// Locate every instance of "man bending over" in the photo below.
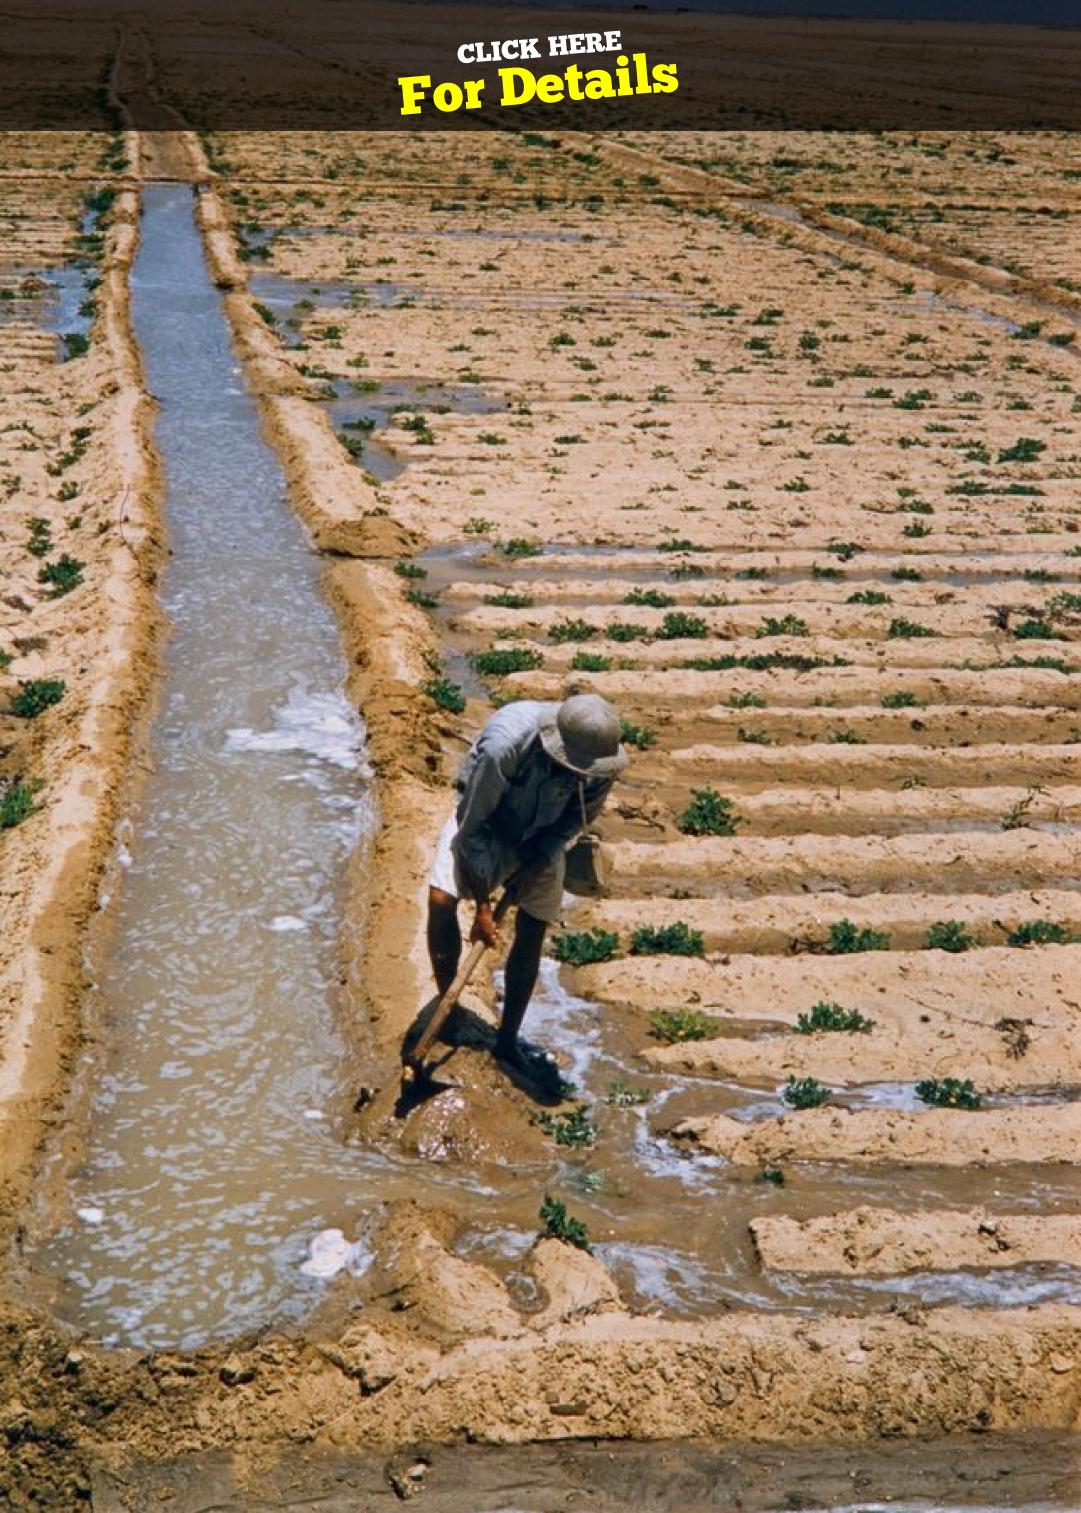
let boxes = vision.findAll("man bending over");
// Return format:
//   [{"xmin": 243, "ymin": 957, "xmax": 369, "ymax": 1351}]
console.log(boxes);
[{"xmin": 427, "ymin": 693, "xmax": 627, "ymax": 1073}]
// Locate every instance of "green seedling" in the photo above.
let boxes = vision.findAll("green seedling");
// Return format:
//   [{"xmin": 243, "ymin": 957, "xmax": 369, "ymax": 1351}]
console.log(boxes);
[
  {"xmin": 1006, "ymin": 919, "xmax": 1072, "ymax": 947},
  {"xmin": 888, "ymin": 617, "xmax": 937, "ymax": 639},
  {"xmin": 486, "ymin": 590, "xmax": 534, "ymax": 609},
  {"xmin": 394, "ymin": 560, "xmax": 427, "ymax": 580},
  {"xmin": 421, "ymin": 676, "xmax": 466, "ymax": 714},
  {"xmin": 795, "ymin": 1001, "xmax": 875, "ymax": 1034},
  {"xmin": 891, "ymin": 566, "xmax": 923, "ymax": 583},
  {"xmin": 658, "ymin": 538, "xmax": 706, "ymax": 553},
  {"xmin": 825, "ymin": 919, "xmax": 890, "ymax": 954},
  {"xmin": 1046, "ymin": 592, "xmax": 1081, "ymax": 620},
  {"xmin": 552, "ymin": 928, "xmax": 619, "ymax": 966},
  {"xmin": 502, "ymin": 537, "xmax": 541, "ymax": 558},
  {"xmin": 997, "ymin": 437, "xmax": 1045, "ymax": 463},
  {"xmin": 61, "ymin": 332, "xmax": 89, "ymax": 360},
  {"xmin": 572, "ymin": 651, "xmax": 612, "ymax": 673},
  {"xmin": 926, "ymin": 919, "xmax": 979, "ymax": 953},
  {"xmin": 406, "ymin": 588, "xmax": 438, "ymax": 610},
  {"xmin": 605, "ymin": 622, "xmax": 650, "ymax": 642},
  {"xmin": 1, "ymin": 777, "xmax": 42, "ymax": 829},
  {"xmin": 915, "ymin": 1077, "xmax": 982, "ymax": 1110},
  {"xmin": 471, "ymin": 647, "xmax": 543, "ymax": 675},
  {"xmin": 1001, "ymin": 786, "xmax": 1045, "ymax": 831},
  {"xmin": 756, "ymin": 614, "xmax": 809, "ymax": 638},
  {"xmin": 756, "ymin": 1166, "xmax": 785, "ymax": 1186},
  {"xmin": 1012, "ymin": 619, "xmax": 1060, "ymax": 640},
  {"xmin": 830, "ymin": 728, "xmax": 865, "ymax": 744},
  {"xmin": 623, "ymin": 587, "xmax": 675, "ymax": 608},
  {"xmin": 677, "ymin": 786, "xmax": 740, "ymax": 837},
  {"xmin": 630, "ymin": 921, "xmax": 704, "ymax": 957},
  {"xmin": 881, "ymin": 691, "xmax": 921, "ymax": 708},
  {"xmin": 728, "ymin": 691, "xmax": 765, "ymax": 709},
  {"xmin": 649, "ymin": 1007, "xmax": 714, "ymax": 1044},
  {"xmin": 657, "ymin": 611, "xmax": 710, "ymax": 640},
  {"xmin": 549, "ymin": 618, "xmax": 595, "ymax": 643},
  {"xmin": 738, "ymin": 726, "xmax": 776, "ymax": 745},
  {"xmin": 539, "ymin": 1195, "xmax": 591, "ymax": 1252},
  {"xmin": 26, "ymin": 517, "xmax": 52, "ymax": 559},
  {"xmin": 535, "ymin": 1104, "xmax": 597, "ymax": 1148},
  {"xmin": 38, "ymin": 554, "xmax": 84, "ymax": 597},
  {"xmin": 605, "ymin": 1079, "xmax": 650, "ymax": 1107},
  {"xmin": 619, "ymin": 716, "xmax": 656, "ymax": 749},
  {"xmin": 783, "ymin": 1076, "xmax": 831, "ymax": 1109},
  {"xmin": 10, "ymin": 678, "xmax": 65, "ymax": 719}
]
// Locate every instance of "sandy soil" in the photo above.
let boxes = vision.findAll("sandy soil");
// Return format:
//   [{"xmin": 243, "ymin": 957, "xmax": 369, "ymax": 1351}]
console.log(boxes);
[
  {"xmin": 0, "ymin": 130, "xmax": 161, "ymax": 1228},
  {"xmin": 752, "ymin": 1207, "xmax": 1081, "ymax": 1275}
]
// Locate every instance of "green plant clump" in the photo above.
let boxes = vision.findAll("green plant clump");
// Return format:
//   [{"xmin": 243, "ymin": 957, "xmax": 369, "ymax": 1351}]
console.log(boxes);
[
  {"xmin": 421, "ymin": 676, "xmax": 466, "ymax": 714},
  {"xmin": 486, "ymin": 590, "xmax": 534, "ymax": 609},
  {"xmin": 756, "ymin": 614, "xmax": 809, "ymax": 638},
  {"xmin": 539, "ymin": 1195, "xmax": 591, "ymax": 1251},
  {"xmin": 915, "ymin": 1077, "xmax": 982, "ymax": 1110},
  {"xmin": 619, "ymin": 716, "xmax": 656, "ymax": 749},
  {"xmin": 657, "ymin": 611, "xmax": 709, "ymax": 640},
  {"xmin": 471, "ymin": 647, "xmax": 544, "ymax": 676},
  {"xmin": 1006, "ymin": 919, "xmax": 1072, "ymax": 947},
  {"xmin": 552, "ymin": 927, "xmax": 620, "ymax": 966},
  {"xmin": 630, "ymin": 921, "xmax": 704, "ymax": 957},
  {"xmin": 624, "ymin": 587, "xmax": 675, "ymax": 608},
  {"xmin": 783, "ymin": 1076, "xmax": 831, "ymax": 1109},
  {"xmin": 10, "ymin": 678, "xmax": 65, "ymax": 719},
  {"xmin": 550, "ymin": 618, "xmax": 596, "ymax": 644},
  {"xmin": 795, "ymin": 1001, "xmax": 875, "ymax": 1034},
  {"xmin": 648, "ymin": 1007, "xmax": 714, "ymax": 1044},
  {"xmin": 825, "ymin": 919, "xmax": 890, "ymax": 954},
  {"xmin": 677, "ymin": 786, "xmax": 740, "ymax": 837},
  {"xmin": 572, "ymin": 651, "xmax": 612, "ymax": 673},
  {"xmin": 38, "ymin": 554, "xmax": 84, "ymax": 597},
  {"xmin": 1, "ymin": 777, "xmax": 42, "ymax": 829},
  {"xmin": 888, "ymin": 617, "xmax": 938, "ymax": 639},
  {"xmin": 502, "ymin": 537, "xmax": 541, "ymax": 558},
  {"xmin": 926, "ymin": 919, "xmax": 979, "ymax": 953},
  {"xmin": 535, "ymin": 1104, "xmax": 597, "ymax": 1148}
]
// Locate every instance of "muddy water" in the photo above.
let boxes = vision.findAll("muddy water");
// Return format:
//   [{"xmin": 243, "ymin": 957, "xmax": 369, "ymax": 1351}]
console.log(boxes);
[{"xmin": 26, "ymin": 185, "xmax": 388, "ymax": 1348}]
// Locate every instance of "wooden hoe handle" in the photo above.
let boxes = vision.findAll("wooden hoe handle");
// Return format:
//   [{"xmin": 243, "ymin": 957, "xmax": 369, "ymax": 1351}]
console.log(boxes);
[{"xmin": 406, "ymin": 886, "xmax": 516, "ymax": 1069}]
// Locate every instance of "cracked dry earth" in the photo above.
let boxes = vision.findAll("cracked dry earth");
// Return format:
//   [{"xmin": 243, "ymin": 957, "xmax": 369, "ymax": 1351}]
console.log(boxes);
[{"xmin": 2, "ymin": 118, "xmax": 1081, "ymax": 1507}]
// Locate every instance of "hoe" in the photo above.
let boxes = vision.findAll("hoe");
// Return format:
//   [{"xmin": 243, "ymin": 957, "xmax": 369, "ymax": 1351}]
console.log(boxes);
[{"xmin": 400, "ymin": 882, "xmax": 517, "ymax": 1097}]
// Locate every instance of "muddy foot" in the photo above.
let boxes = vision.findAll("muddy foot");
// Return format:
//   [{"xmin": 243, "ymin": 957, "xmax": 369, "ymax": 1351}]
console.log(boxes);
[{"xmin": 494, "ymin": 1042, "xmax": 570, "ymax": 1105}]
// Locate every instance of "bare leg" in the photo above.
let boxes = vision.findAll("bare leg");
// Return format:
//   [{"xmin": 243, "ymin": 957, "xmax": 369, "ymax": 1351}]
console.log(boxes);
[
  {"xmin": 495, "ymin": 908, "xmax": 548, "ymax": 1062},
  {"xmin": 427, "ymin": 886, "xmax": 461, "ymax": 996}
]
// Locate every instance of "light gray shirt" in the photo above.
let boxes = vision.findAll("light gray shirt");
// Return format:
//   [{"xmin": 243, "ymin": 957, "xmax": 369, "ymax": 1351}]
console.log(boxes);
[{"xmin": 453, "ymin": 700, "xmax": 613, "ymax": 896}]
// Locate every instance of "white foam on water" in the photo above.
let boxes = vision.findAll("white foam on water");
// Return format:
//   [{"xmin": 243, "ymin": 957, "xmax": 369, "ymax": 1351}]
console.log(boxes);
[
  {"xmin": 267, "ymin": 915, "xmax": 307, "ymax": 933},
  {"xmin": 76, "ymin": 1206, "xmax": 104, "ymax": 1226},
  {"xmin": 803, "ymin": 1505, "xmax": 1068, "ymax": 1513},
  {"xmin": 299, "ymin": 1227, "xmax": 372, "ymax": 1280},
  {"xmin": 598, "ymin": 1240, "xmax": 715, "ymax": 1308},
  {"xmin": 225, "ymin": 688, "xmax": 368, "ymax": 772}
]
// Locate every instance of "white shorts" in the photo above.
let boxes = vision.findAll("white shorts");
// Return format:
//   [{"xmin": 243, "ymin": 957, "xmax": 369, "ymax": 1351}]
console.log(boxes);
[{"xmin": 428, "ymin": 812, "xmax": 565, "ymax": 925}]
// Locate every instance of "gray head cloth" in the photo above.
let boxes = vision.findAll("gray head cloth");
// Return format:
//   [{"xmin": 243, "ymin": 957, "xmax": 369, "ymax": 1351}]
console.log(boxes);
[{"xmin": 539, "ymin": 694, "xmax": 628, "ymax": 779}]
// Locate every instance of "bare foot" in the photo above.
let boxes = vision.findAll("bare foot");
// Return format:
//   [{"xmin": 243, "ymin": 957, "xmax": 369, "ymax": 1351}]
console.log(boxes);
[{"xmin": 494, "ymin": 1040, "xmax": 567, "ymax": 1103}]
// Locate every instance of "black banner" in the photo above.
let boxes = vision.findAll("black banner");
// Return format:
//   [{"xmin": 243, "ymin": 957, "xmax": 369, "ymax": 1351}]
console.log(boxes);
[{"xmin": 4, "ymin": 0, "xmax": 1080, "ymax": 130}]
